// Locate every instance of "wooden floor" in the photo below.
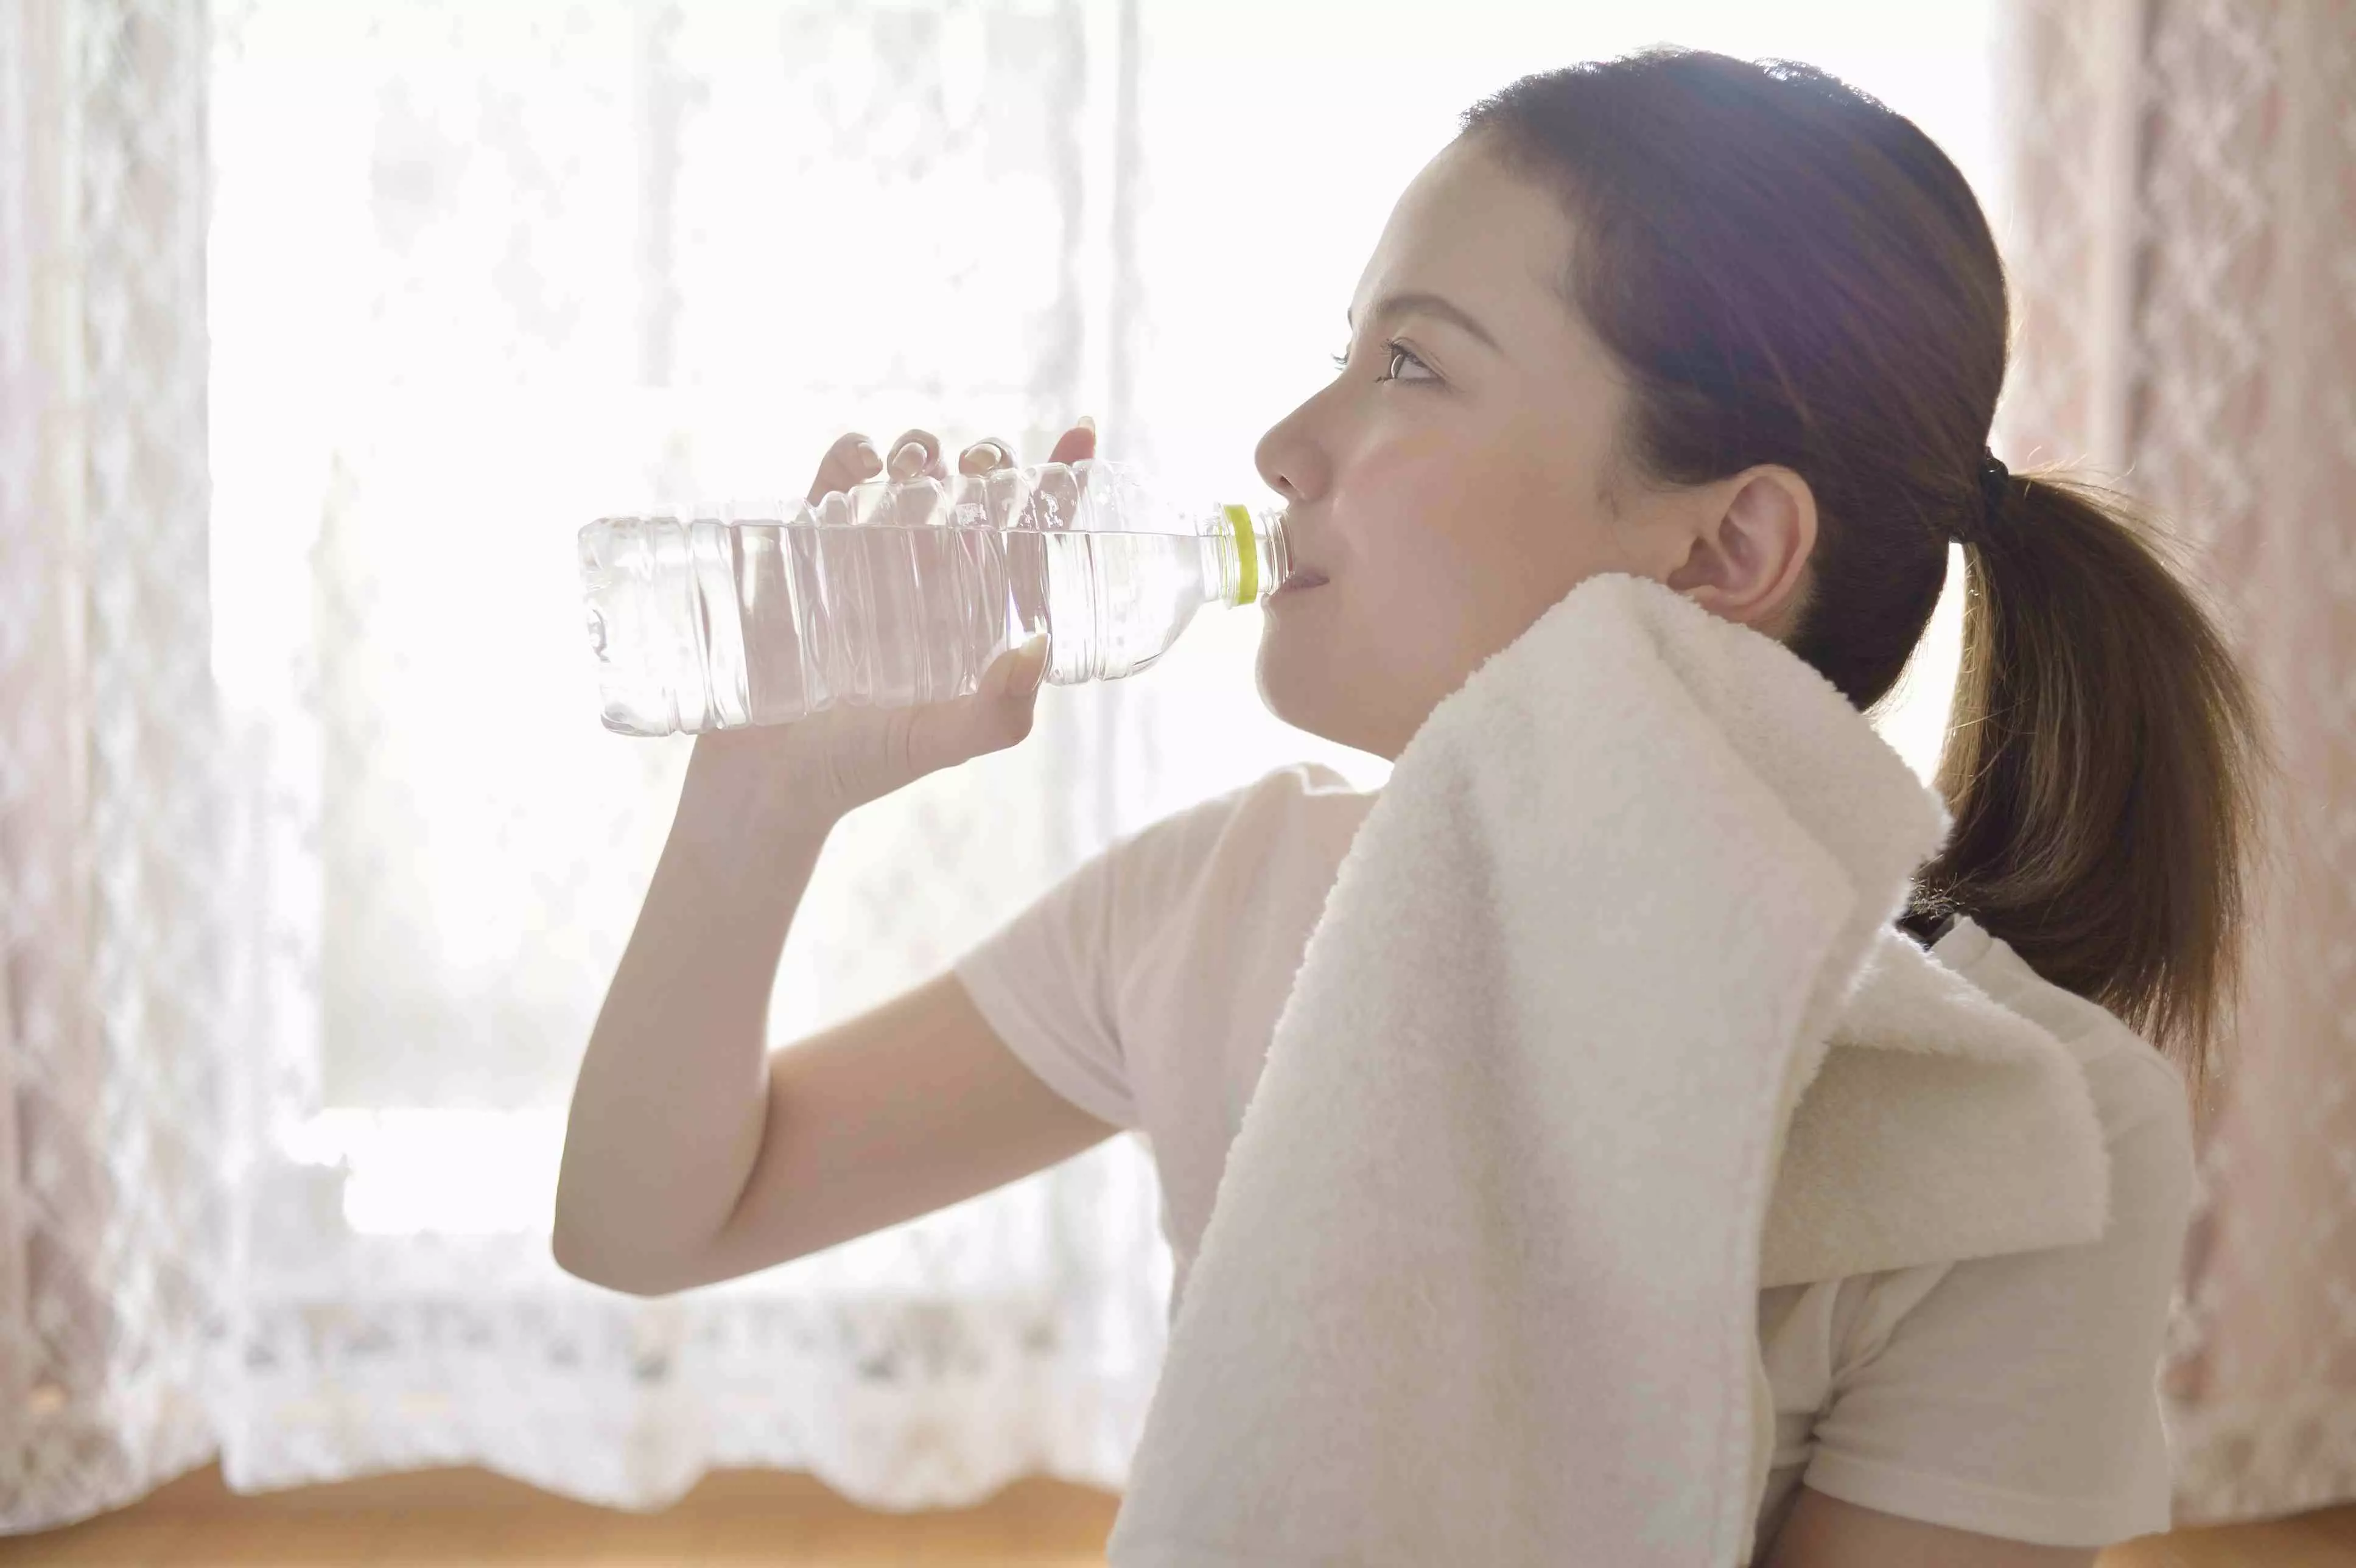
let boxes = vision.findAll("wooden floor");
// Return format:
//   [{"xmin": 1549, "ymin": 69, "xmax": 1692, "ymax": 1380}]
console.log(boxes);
[
  {"xmin": 0, "ymin": 1465, "xmax": 1117, "ymax": 1566},
  {"xmin": 1, "ymin": 1463, "xmax": 2352, "ymax": 1565}
]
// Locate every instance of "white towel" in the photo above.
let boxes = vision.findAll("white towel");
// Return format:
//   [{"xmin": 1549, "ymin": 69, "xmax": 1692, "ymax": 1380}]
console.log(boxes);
[{"xmin": 1106, "ymin": 572, "xmax": 2112, "ymax": 1567}]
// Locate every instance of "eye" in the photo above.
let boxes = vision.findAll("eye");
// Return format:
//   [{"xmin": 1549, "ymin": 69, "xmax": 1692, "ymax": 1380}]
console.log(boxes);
[
  {"xmin": 1329, "ymin": 339, "xmax": 1437, "ymax": 385},
  {"xmin": 1378, "ymin": 341, "xmax": 1435, "ymax": 383}
]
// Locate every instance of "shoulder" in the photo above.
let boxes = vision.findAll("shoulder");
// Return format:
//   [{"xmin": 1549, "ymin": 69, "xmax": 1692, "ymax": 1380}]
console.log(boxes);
[
  {"xmin": 1798, "ymin": 937, "xmax": 2194, "ymax": 1543},
  {"xmin": 1821, "ymin": 919, "xmax": 2198, "ymax": 1413},
  {"xmin": 1934, "ymin": 918, "xmax": 2194, "ymax": 1237},
  {"xmin": 1110, "ymin": 760, "xmax": 1377, "ymax": 892},
  {"xmin": 1183, "ymin": 759, "xmax": 1373, "ymax": 831}
]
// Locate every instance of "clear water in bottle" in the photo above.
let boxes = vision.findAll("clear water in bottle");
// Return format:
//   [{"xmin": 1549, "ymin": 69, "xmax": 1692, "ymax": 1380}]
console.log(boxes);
[{"xmin": 578, "ymin": 458, "xmax": 1291, "ymax": 736}]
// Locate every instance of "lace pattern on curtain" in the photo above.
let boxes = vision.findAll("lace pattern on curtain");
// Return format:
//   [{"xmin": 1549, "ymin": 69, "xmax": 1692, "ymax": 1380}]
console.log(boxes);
[
  {"xmin": 0, "ymin": 0, "xmax": 227, "ymax": 1530},
  {"xmin": 198, "ymin": 0, "xmax": 1169, "ymax": 1514}
]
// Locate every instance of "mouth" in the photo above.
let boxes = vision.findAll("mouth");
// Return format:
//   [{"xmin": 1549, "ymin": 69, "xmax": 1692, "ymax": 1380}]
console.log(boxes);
[{"xmin": 1271, "ymin": 513, "xmax": 1327, "ymax": 599}]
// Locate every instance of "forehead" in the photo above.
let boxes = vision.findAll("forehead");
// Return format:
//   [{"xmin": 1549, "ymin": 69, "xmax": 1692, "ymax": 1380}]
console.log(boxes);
[{"xmin": 1350, "ymin": 136, "xmax": 1574, "ymax": 327}]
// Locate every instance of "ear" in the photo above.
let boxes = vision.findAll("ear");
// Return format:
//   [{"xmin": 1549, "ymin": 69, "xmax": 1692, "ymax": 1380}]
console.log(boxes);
[{"xmin": 1663, "ymin": 465, "xmax": 1818, "ymax": 635}]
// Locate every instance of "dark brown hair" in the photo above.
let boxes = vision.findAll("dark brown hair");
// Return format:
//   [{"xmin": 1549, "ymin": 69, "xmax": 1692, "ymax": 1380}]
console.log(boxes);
[{"xmin": 1462, "ymin": 49, "xmax": 2268, "ymax": 1099}]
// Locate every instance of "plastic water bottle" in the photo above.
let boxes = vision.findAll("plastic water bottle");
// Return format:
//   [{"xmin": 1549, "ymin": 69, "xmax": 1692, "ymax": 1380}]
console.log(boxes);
[{"xmin": 578, "ymin": 458, "xmax": 1293, "ymax": 736}]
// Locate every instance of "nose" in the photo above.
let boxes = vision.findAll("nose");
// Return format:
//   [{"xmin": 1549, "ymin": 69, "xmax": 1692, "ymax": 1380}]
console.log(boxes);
[{"xmin": 1254, "ymin": 393, "xmax": 1328, "ymax": 505}]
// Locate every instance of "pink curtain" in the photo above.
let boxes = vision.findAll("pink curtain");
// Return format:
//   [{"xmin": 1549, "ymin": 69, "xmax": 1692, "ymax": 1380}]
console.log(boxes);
[{"xmin": 2000, "ymin": 0, "xmax": 2356, "ymax": 1527}]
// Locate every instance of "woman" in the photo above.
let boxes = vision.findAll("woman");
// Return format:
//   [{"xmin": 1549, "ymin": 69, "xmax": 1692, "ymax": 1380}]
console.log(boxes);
[{"xmin": 555, "ymin": 49, "xmax": 2266, "ymax": 1567}]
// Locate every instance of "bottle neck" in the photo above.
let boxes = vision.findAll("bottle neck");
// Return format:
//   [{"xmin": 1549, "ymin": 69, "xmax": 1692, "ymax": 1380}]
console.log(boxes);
[{"xmin": 1204, "ymin": 505, "xmax": 1289, "ymax": 606}]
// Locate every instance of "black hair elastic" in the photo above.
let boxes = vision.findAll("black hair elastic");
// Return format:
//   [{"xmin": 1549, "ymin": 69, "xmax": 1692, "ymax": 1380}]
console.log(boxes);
[
  {"xmin": 1977, "ymin": 451, "xmax": 2013, "ymax": 518},
  {"xmin": 1896, "ymin": 900, "xmax": 1958, "ymax": 948}
]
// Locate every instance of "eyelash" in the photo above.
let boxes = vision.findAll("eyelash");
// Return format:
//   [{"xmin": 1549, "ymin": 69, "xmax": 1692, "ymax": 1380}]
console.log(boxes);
[{"xmin": 1330, "ymin": 339, "xmax": 1432, "ymax": 384}]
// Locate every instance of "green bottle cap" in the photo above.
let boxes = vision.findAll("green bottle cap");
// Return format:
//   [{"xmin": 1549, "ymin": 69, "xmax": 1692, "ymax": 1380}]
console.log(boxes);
[{"xmin": 1221, "ymin": 503, "xmax": 1256, "ymax": 604}]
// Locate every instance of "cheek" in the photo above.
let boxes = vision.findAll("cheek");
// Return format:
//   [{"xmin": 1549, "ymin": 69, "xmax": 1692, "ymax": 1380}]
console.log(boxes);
[
  {"xmin": 1255, "ymin": 427, "xmax": 1621, "ymax": 737},
  {"xmin": 1338, "ymin": 427, "xmax": 1516, "ymax": 537},
  {"xmin": 1300, "ymin": 473, "xmax": 1485, "ymax": 677},
  {"xmin": 1338, "ymin": 447, "xmax": 1602, "ymax": 651},
  {"xmin": 1455, "ymin": 460, "xmax": 1610, "ymax": 575},
  {"xmin": 1254, "ymin": 526, "xmax": 1487, "ymax": 734}
]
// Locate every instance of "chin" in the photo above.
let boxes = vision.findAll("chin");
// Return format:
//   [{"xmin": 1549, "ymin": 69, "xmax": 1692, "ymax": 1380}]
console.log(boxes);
[
  {"xmin": 1254, "ymin": 635, "xmax": 1391, "ymax": 757},
  {"xmin": 1253, "ymin": 631, "xmax": 1331, "ymax": 736}
]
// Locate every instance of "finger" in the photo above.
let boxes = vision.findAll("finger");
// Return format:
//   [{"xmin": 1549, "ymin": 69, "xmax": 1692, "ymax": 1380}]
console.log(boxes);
[
  {"xmin": 886, "ymin": 429, "xmax": 947, "ymax": 483},
  {"xmin": 1046, "ymin": 415, "xmax": 1097, "ymax": 467},
  {"xmin": 981, "ymin": 633, "xmax": 1049, "ymax": 700},
  {"xmin": 957, "ymin": 436, "xmax": 1014, "ymax": 475},
  {"xmin": 916, "ymin": 637, "xmax": 1048, "ymax": 774},
  {"xmin": 807, "ymin": 432, "xmax": 883, "ymax": 504}
]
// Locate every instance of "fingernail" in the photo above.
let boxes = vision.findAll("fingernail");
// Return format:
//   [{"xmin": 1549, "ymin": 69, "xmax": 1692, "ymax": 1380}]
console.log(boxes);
[
  {"xmin": 1018, "ymin": 633, "xmax": 1049, "ymax": 692},
  {"xmin": 1075, "ymin": 415, "xmax": 1097, "ymax": 434},
  {"xmin": 891, "ymin": 439, "xmax": 928, "ymax": 473},
  {"xmin": 964, "ymin": 439, "xmax": 1005, "ymax": 470},
  {"xmin": 852, "ymin": 438, "xmax": 882, "ymax": 474}
]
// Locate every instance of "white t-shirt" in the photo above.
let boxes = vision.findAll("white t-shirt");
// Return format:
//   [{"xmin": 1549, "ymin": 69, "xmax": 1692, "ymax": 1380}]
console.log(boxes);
[{"xmin": 952, "ymin": 761, "xmax": 2193, "ymax": 1558}]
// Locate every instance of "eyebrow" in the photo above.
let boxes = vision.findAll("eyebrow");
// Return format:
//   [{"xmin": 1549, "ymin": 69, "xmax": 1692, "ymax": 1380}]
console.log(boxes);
[{"xmin": 1345, "ymin": 291, "xmax": 1503, "ymax": 354}]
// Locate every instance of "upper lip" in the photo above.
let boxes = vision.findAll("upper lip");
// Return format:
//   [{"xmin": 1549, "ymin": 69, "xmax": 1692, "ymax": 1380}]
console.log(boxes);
[{"xmin": 1278, "ymin": 519, "xmax": 1327, "ymax": 584}]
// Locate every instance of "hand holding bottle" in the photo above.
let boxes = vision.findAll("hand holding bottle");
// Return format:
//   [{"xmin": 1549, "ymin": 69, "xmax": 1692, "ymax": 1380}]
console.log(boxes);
[{"xmin": 679, "ymin": 419, "xmax": 1098, "ymax": 828}]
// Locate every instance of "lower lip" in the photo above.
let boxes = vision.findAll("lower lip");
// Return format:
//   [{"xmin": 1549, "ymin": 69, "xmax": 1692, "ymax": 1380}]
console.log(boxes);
[{"xmin": 1267, "ymin": 576, "xmax": 1328, "ymax": 603}]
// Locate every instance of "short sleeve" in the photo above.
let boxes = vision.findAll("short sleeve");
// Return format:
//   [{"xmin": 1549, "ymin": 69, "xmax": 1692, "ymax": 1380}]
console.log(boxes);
[
  {"xmin": 1798, "ymin": 1049, "xmax": 2195, "ymax": 1547},
  {"xmin": 952, "ymin": 785, "xmax": 1256, "ymax": 1132}
]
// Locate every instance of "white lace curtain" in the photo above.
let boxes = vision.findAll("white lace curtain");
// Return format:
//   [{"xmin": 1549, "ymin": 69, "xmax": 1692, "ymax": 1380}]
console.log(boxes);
[
  {"xmin": 5, "ymin": 0, "xmax": 2014, "ymax": 1532},
  {"xmin": 2, "ymin": 0, "xmax": 1174, "ymax": 1529},
  {"xmin": 1998, "ymin": 0, "xmax": 2356, "ymax": 1528},
  {"xmin": 208, "ymin": 0, "xmax": 1224, "ymax": 1522},
  {"xmin": 7, "ymin": 0, "xmax": 1417, "ymax": 1530},
  {"xmin": 0, "ymin": 0, "xmax": 226, "ymax": 1524}
]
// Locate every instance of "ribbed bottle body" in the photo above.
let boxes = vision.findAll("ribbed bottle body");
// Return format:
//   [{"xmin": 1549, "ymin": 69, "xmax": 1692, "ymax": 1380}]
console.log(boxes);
[{"xmin": 580, "ymin": 463, "xmax": 1284, "ymax": 736}]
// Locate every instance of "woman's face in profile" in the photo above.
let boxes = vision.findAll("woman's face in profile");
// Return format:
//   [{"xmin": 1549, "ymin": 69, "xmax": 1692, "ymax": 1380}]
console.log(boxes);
[
  {"xmin": 1252, "ymin": 133, "xmax": 1807, "ymax": 760},
  {"xmin": 1251, "ymin": 133, "xmax": 1649, "ymax": 759}
]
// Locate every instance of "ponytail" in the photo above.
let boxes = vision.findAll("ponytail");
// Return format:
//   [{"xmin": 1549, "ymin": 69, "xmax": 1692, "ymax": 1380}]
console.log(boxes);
[
  {"xmin": 1912, "ymin": 472, "xmax": 2271, "ymax": 1097},
  {"xmin": 1461, "ymin": 52, "xmax": 2273, "ymax": 1103}
]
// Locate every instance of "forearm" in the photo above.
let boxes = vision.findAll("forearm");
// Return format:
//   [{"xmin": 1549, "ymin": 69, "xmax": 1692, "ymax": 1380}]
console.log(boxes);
[{"xmin": 553, "ymin": 744, "xmax": 836, "ymax": 1289}]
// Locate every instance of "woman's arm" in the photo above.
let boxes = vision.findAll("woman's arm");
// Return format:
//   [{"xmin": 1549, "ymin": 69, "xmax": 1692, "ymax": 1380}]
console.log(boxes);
[
  {"xmin": 553, "ymin": 423, "xmax": 1092, "ymax": 1293},
  {"xmin": 549, "ymin": 744, "xmax": 831, "ymax": 1292}
]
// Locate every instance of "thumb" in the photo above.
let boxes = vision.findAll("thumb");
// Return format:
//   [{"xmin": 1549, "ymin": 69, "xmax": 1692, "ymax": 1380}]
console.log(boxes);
[
  {"xmin": 978, "ymin": 632, "xmax": 1051, "ymax": 738},
  {"xmin": 989, "ymin": 632, "xmax": 1051, "ymax": 705},
  {"xmin": 904, "ymin": 634, "xmax": 1049, "ymax": 775}
]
